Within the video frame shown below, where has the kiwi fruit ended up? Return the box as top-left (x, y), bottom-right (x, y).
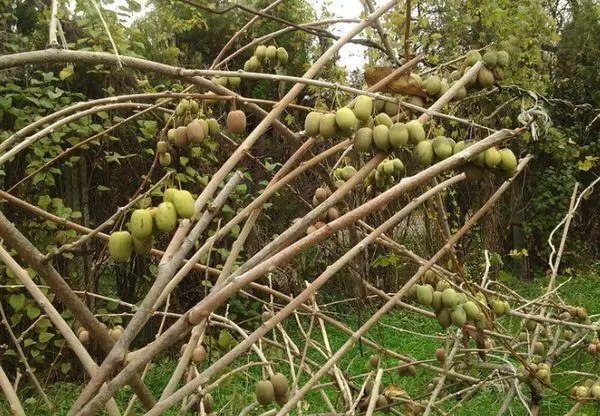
top-left (314, 187), bottom-right (328, 202)
top-left (424, 75), bottom-right (442, 96)
top-left (384, 101), bottom-right (399, 116)
top-left (244, 56), bottom-right (261, 72)
top-left (191, 345), bottom-right (207, 363)
top-left (406, 120), bottom-right (426, 143)
top-left (353, 95), bottom-right (373, 121)
top-left (354, 127), bottom-right (373, 152)
top-left (304, 111), bottom-right (322, 137)
top-left (226, 110), bottom-right (247, 134)
top-left (335, 107), bottom-right (357, 131)
top-left (477, 67), bottom-right (495, 88)
top-left (437, 308), bottom-right (452, 328)
top-left (441, 288), bottom-right (458, 308)
top-left (432, 291), bottom-right (443, 312)
top-left (129, 209), bottom-right (154, 239)
top-left (326, 207), bottom-right (340, 222)
top-left (276, 47), bottom-right (288, 64)
top-left (163, 188), bottom-right (178, 203)
top-left (483, 51), bottom-right (498, 68)
top-left (255, 380), bottom-right (275, 405)
top-left (270, 373), bottom-right (289, 398)
top-left (207, 118), bottom-right (220, 137)
top-left (155, 202), bottom-right (178, 232)
top-left (435, 348), bottom-right (446, 363)
top-left (228, 76), bottom-right (241, 87)
top-left (78, 329), bottom-right (90, 344)
top-left (374, 113), bottom-right (393, 128)
top-left (156, 141), bottom-right (168, 154)
top-left (498, 148), bottom-right (517, 171)
top-left (413, 140), bottom-right (434, 166)
top-left (389, 123), bottom-right (409, 148)
top-left (202, 393), bottom-right (214, 413)
top-left (392, 158), bottom-right (404, 172)
top-left (319, 113), bottom-right (338, 138)
top-left (372, 125), bottom-right (390, 151)
top-left (254, 45), bottom-right (267, 59)
top-left (174, 126), bottom-right (189, 148)
top-left (484, 147), bottom-right (502, 168)
top-left (341, 165), bottom-right (357, 180)
top-left (432, 136), bottom-right (453, 160)
top-left (451, 305), bottom-right (467, 326)
top-left (416, 284), bottom-right (434, 306)
top-left (464, 50), bottom-right (482, 66)
top-left (108, 231), bottom-right (133, 263)
top-left (497, 51), bottom-right (509, 68)
top-left (173, 190), bottom-right (195, 219)
top-left (266, 45), bottom-right (277, 61)
top-left (376, 394), bottom-right (388, 410)
top-left (369, 354), bottom-right (380, 368)
top-left (463, 301), bottom-right (481, 320)
top-left (132, 235), bottom-right (153, 254)
top-left (167, 128), bottom-right (177, 142)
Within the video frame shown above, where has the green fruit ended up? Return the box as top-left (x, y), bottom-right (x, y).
top-left (432, 136), bottom-right (453, 159)
top-left (498, 149), bottom-right (517, 171)
top-left (354, 127), bottom-right (373, 152)
top-left (477, 68), bottom-right (495, 88)
top-left (174, 126), bottom-right (188, 148)
top-left (108, 231), bottom-right (133, 263)
top-left (439, 79), bottom-right (450, 96)
top-left (576, 386), bottom-right (589, 399)
top-left (436, 280), bottom-right (450, 291)
top-left (454, 85), bottom-right (467, 99)
top-left (369, 354), bottom-right (380, 368)
top-left (335, 107), bottom-right (357, 131)
top-left (484, 147), bottom-right (502, 168)
top-left (432, 291), bottom-right (443, 312)
top-left (228, 76), bottom-right (241, 87)
top-left (450, 70), bottom-right (461, 81)
top-left (173, 190), bottom-right (195, 219)
top-left (451, 305), bottom-right (467, 327)
top-left (463, 301), bottom-right (481, 320)
top-left (276, 47), bottom-right (289, 64)
top-left (411, 72), bottom-right (422, 85)
top-left (341, 165), bottom-right (357, 181)
top-left (155, 202), bottom-right (178, 232)
top-left (255, 380), bottom-right (275, 405)
top-left (463, 65), bottom-right (478, 86)
top-left (533, 341), bottom-right (545, 354)
top-left (382, 160), bottom-right (394, 175)
top-left (372, 125), bottom-right (390, 151)
top-left (416, 284), bottom-right (434, 306)
top-left (491, 299), bottom-right (506, 315)
top-left (266, 45), bottom-right (277, 61)
top-left (167, 128), bottom-right (177, 142)
top-left (493, 68), bottom-right (504, 81)
top-left (470, 150), bottom-right (486, 167)
top-left (442, 288), bottom-right (458, 308)
top-left (465, 50), bottom-right (482, 66)
top-left (353, 95), bottom-right (373, 121)
top-left (213, 76), bottom-right (228, 87)
top-left (376, 395), bottom-right (388, 409)
top-left (497, 51), bottom-right (509, 68)
top-left (406, 120), bottom-right (426, 143)
top-left (483, 51), bottom-right (498, 68)
top-left (177, 99), bottom-right (189, 115)
top-left (186, 119), bottom-right (206, 144)
top-left (437, 308), bottom-right (452, 328)
top-left (157, 141), bottom-right (168, 154)
top-left (244, 56), bottom-right (261, 71)
top-left (254, 45), bottom-right (267, 59)
top-left (407, 95), bottom-right (425, 108)
top-left (319, 114), bottom-right (338, 138)
top-left (413, 140), bottom-right (434, 166)
top-left (424, 75), bottom-right (442, 96)
top-left (374, 99), bottom-right (385, 112)
top-left (207, 118), bottom-right (220, 137)
top-left (163, 188), bottom-right (178, 203)
top-left (159, 152), bottom-right (171, 166)
top-left (591, 384), bottom-right (600, 399)
top-left (384, 101), bottom-right (399, 116)
top-left (304, 112), bottom-right (322, 137)
top-left (392, 158), bottom-right (404, 172)
top-left (270, 373), bottom-right (289, 398)
top-left (226, 110), bottom-right (246, 134)
top-left (132, 235), bottom-right (154, 254)
top-left (389, 123), bottom-right (409, 148)
top-left (374, 113), bottom-right (393, 128)
top-left (130, 209), bottom-right (154, 239)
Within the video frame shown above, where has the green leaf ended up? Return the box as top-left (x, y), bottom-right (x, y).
top-left (59, 65), bottom-right (74, 80)
top-left (9, 293), bottom-right (26, 311)
top-left (38, 195), bottom-right (52, 209)
top-left (39, 332), bottom-right (54, 343)
top-left (26, 304), bottom-right (41, 320)
top-left (96, 185), bottom-right (111, 191)
top-left (218, 330), bottom-right (233, 348)
top-left (0, 96), bottom-right (12, 110)
top-left (60, 363), bottom-right (71, 374)
top-left (24, 338), bottom-right (36, 347)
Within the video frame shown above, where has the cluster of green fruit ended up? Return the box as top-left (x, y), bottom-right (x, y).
top-left (571, 380), bottom-right (600, 401)
top-left (364, 158), bottom-right (404, 194)
top-left (458, 49), bottom-right (510, 89)
top-left (108, 188), bottom-right (196, 263)
top-left (305, 186), bottom-right (341, 234)
top-left (211, 75), bottom-right (242, 89)
top-left (255, 373), bottom-right (290, 406)
top-left (490, 297), bottom-right (511, 316)
top-left (160, 99), bottom-right (221, 166)
top-left (558, 305), bottom-right (590, 324)
top-left (244, 44), bottom-right (289, 72)
top-left (519, 361), bottom-right (551, 384)
top-left (411, 271), bottom-right (490, 330)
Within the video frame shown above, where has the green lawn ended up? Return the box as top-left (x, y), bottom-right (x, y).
top-left (2, 272), bottom-right (600, 415)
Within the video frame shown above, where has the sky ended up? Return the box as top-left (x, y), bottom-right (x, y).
top-left (308, 0), bottom-right (369, 72)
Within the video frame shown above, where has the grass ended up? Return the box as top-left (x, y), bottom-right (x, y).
top-left (2, 271), bottom-right (600, 415)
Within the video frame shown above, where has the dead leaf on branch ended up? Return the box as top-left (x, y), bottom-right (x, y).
top-left (364, 66), bottom-right (427, 97)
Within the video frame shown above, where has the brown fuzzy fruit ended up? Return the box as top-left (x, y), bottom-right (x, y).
top-left (78, 329), bottom-right (90, 344)
top-left (376, 394), bottom-right (388, 410)
top-left (255, 380), bottom-right (275, 406)
top-left (369, 354), bottom-right (380, 368)
top-left (226, 110), bottom-right (247, 134)
top-left (326, 207), bottom-right (340, 222)
top-left (186, 119), bottom-right (206, 144)
top-left (159, 152), bottom-right (171, 166)
top-left (314, 187), bottom-right (328, 202)
top-left (191, 345), bottom-right (207, 363)
top-left (269, 372), bottom-right (289, 398)
top-left (435, 348), bottom-right (446, 364)
top-left (174, 126), bottom-right (189, 148)
top-left (202, 393), bottom-right (214, 413)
